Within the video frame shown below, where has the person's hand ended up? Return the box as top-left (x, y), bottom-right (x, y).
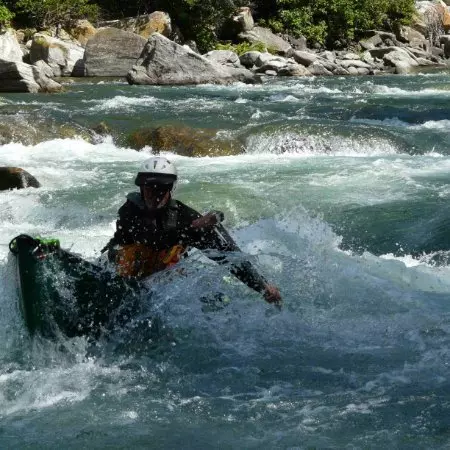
top-left (191, 212), bottom-right (220, 229)
top-left (263, 283), bottom-right (282, 306)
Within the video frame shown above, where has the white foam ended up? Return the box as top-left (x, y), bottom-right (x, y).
top-left (82, 95), bottom-right (159, 112)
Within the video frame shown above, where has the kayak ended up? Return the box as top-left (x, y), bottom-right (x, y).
top-left (9, 234), bottom-right (143, 339)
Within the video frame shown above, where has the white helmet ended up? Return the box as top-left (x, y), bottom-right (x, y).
top-left (135, 156), bottom-right (178, 192)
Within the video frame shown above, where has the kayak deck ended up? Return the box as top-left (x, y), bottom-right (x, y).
top-left (9, 234), bottom-right (143, 338)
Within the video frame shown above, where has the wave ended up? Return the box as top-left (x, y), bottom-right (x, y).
top-left (82, 95), bottom-right (160, 112)
top-left (371, 85), bottom-right (450, 97)
top-left (245, 131), bottom-right (399, 156)
top-left (350, 116), bottom-right (450, 131)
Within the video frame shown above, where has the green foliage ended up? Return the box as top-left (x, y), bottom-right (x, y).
top-left (215, 40), bottom-right (268, 55)
top-left (265, 0), bottom-right (416, 48)
top-left (1, 0), bottom-right (418, 51)
top-left (151, 0), bottom-right (248, 52)
top-left (0, 2), bottom-right (14, 26)
top-left (16, 0), bottom-right (99, 29)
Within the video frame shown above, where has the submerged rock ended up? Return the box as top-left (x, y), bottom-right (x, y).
top-left (127, 125), bottom-right (244, 157)
top-left (0, 167), bottom-right (40, 190)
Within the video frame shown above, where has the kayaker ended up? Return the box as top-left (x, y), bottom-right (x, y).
top-left (104, 156), bottom-right (282, 305)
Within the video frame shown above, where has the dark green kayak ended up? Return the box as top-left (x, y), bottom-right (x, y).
top-left (9, 234), bottom-right (144, 339)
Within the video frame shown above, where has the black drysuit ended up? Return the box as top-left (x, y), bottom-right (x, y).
top-left (106, 192), bottom-right (267, 293)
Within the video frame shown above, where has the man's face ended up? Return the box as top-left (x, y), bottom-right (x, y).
top-left (142, 184), bottom-right (171, 210)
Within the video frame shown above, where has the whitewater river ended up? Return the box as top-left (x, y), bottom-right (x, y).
top-left (1, 72), bottom-right (450, 448)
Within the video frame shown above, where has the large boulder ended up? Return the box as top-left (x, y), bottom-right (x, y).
top-left (127, 125), bottom-right (244, 157)
top-left (395, 25), bottom-right (427, 48)
top-left (0, 59), bottom-right (40, 92)
top-left (0, 167), bottom-right (40, 190)
top-left (0, 58), bottom-right (62, 93)
top-left (32, 60), bottom-right (64, 92)
top-left (84, 28), bottom-right (147, 77)
top-left (127, 33), bottom-right (257, 85)
top-left (238, 26), bottom-right (291, 55)
top-left (29, 33), bottom-right (85, 77)
top-left (0, 29), bottom-right (23, 62)
top-left (380, 47), bottom-right (419, 73)
top-left (289, 50), bottom-right (318, 67)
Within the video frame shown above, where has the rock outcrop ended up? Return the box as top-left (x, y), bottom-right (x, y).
top-left (84, 28), bottom-right (147, 77)
top-left (29, 33), bottom-right (85, 77)
top-left (238, 26), bottom-right (292, 55)
top-left (127, 33), bottom-right (258, 85)
top-left (0, 29), bottom-right (23, 62)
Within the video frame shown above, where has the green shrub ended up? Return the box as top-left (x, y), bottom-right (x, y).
top-left (215, 40), bottom-right (268, 55)
top-left (262, 0), bottom-right (416, 48)
top-left (0, 3), bottom-right (14, 27)
top-left (16, 0), bottom-right (99, 29)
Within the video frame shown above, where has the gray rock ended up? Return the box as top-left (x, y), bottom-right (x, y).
top-left (277, 64), bottom-right (310, 76)
top-left (220, 6), bottom-right (254, 40)
top-left (238, 26), bottom-right (291, 55)
top-left (255, 60), bottom-right (288, 73)
top-left (356, 67), bottom-right (370, 75)
top-left (369, 46), bottom-right (404, 59)
top-left (184, 40), bottom-right (199, 53)
top-left (347, 66), bottom-right (359, 75)
top-left (359, 34), bottom-right (383, 50)
top-left (31, 61), bottom-right (63, 92)
top-left (432, 46), bottom-right (445, 57)
top-left (338, 59), bottom-right (371, 69)
top-left (333, 67), bottom-right (350, 75)
top-left (382, 48), bottom-right (418, 73)
top-left (290, 50), bottom-right (317, 67)
top-left (395, 26), bottom-right (426, 44)
top-left (255, 53), bottom-right (286, 68)
top-left (361, 51), bottom-right (375, 65)
top-left (203, 50), bottom-right (242, 68)
top-left (308, 61), bottom-right (333, 76)
top-left (319, 50), bottom-right (336, 62)
top-left (0, 30), bottom-right (23, 62)
top-left (0, 59), bottom-right (40, 92)
top-left (84, 28), bottom-right (147, 76)
top-left (235, 7), bottom-right (254, 32)
top-left (239, 51), bottom-right (262, 68)
top-left (30, 33), bottom-right (84, 77)
top-left (283, 34), bottom-right (307, 51)
top-left (341, 52), bottom-right (360, 60)
top-left (127, 33), bottom-right (257, 85)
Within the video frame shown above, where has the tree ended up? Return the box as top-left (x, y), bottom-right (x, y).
top-left (150, 0), bottom-right (247, 52)
top-left (0, 1), bottom-right (14, 28)
top-left (16, 0), bottom-right (99, 29)
top-left (260, 0), bottom-right (416, 48)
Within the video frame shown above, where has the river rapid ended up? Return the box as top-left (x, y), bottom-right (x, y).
top-left (1, 72), bottom-right (450, 448)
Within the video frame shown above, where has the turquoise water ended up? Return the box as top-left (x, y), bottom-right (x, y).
top-left (1, 73), bottom-right (450, 448)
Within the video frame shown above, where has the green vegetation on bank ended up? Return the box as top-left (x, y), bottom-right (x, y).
top-left (1, 0), bottom-right (416, 51)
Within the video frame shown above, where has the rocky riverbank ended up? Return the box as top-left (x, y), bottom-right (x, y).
top-left (1, 3), bottom-right (450, 93)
